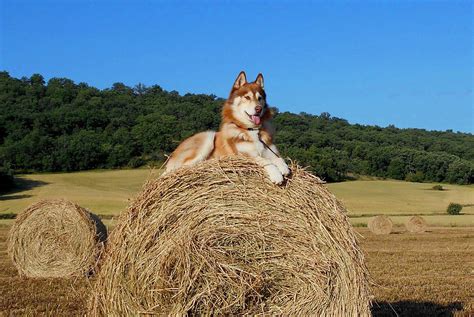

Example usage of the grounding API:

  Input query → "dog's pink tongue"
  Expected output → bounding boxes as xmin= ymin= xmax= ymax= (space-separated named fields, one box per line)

xmin=251 ymin=115 xmax=261 ymax=125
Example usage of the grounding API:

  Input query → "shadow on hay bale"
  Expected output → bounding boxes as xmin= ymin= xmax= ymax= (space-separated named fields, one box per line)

xmin=405 ymin=216 xmax=428 ymax=233
xmin=368 ymin=215 xmax=393 ymax=235
xmin=8 ymin=199 xmax=107 ymax=278
xmin=89 ymin=157 xmax=372 ymax=316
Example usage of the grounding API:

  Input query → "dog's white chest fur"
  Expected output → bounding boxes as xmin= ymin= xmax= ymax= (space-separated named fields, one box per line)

xmin=235 ymin=130 xmax=265 ymax=156
xmin=249 ymin=130 xmax=265 ymax=155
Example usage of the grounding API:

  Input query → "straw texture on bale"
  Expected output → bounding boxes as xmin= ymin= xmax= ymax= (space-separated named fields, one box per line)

xmin=89 ymin=157 xmax=371 ymax=316
xmin=8 ymin=199 xmax=107 ymax=278
xmin=368 ymin=215 xmax=393 ymax=235
xmin=405 ymin=216 xmax=428 ymax=233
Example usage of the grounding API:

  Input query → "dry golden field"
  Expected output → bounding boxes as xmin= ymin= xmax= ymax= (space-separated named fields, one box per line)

xmin=1 ymin=224 xmax=472 ymax=316
xmin=1 ymin=170 xmax=473 ymax=315
xmin=1 ymin=169 xmax=473 ymax=227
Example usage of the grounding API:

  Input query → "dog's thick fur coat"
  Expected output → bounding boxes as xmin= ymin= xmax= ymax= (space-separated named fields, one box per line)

xmin=165 ymin=71 xmax=290 ymax=184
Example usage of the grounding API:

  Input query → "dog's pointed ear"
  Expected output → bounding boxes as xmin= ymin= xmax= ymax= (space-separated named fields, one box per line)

xmin=233 ymin=71 xmax=247 ymax=90
xmin=255 ymin=73 xmax=264 ymax=89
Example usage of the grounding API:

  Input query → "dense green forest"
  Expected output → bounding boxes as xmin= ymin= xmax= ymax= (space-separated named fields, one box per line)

xmin=0 ymin=71 xmax=473 ymax=191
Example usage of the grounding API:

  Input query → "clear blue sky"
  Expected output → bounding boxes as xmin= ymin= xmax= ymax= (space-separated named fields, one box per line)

xmin=1 ymin=0 xmax=472 ymax=132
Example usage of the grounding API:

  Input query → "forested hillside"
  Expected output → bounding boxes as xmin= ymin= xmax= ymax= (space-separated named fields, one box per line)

xmin=1 ymin=71 xmax=473 ymax=186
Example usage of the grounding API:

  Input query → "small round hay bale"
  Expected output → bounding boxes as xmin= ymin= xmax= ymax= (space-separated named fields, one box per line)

xmin=368 ymin=215 xmax=393 ymax=235
xmin=405 ymin=215 xmax=428 ymax=233
xmin=89 ymin=157 xmax=371 ymax=316
xmin=8 ymin=199 xmax=107 ymax=278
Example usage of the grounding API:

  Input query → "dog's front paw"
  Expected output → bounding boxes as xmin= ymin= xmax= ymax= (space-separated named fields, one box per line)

xmin=274 ymin=158 xmax=290 ymax=176
xmin=264 ymin=164 xmax=284 ymax=185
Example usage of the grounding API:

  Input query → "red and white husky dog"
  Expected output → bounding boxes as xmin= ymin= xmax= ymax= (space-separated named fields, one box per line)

xmin=165 ymin=71 xmax=290 ymax=184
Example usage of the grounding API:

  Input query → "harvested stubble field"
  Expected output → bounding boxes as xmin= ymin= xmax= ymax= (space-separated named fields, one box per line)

xmin=0 ymin=224 xmax=472 ymax=316
xmin=0 ymin=169 xmax=473 ymax=315
xmin=1 ymin=170 xmax=473 ymax=227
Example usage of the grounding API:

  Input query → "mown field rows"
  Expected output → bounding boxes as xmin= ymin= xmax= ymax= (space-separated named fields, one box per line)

xmin=1 ymin=169 xmax=472 ymax=315
xmin=1 ymin=169 xmax=472 ymax=226
xmin=1 ymin=225 xmax=472 ymax=316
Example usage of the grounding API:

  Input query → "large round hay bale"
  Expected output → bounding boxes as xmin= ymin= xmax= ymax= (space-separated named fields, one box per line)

xmin=8 ymin=199 xmax=107 ymax=278
xmin=89 ymin=157 xmax=372 ymax=316
xmin=368 ymin=215 xmax=393 ymax=235
xmin=405 ymin=215 xmax=428 ymax=233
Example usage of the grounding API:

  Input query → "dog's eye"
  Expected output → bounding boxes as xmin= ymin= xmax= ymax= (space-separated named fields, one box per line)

xmin=245 ymin=96 xmax=251 ymax=100
xmin=258 ymin=96 xmax=262 ymax=101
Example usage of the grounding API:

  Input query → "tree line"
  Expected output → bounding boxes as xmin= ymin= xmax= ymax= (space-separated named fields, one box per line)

xmin=0 ymin=71 xmax=472 ymax=192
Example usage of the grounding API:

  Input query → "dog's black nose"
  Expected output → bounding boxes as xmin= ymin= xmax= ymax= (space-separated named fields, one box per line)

xmin=255 ymin=105 xmax=262 ymax=114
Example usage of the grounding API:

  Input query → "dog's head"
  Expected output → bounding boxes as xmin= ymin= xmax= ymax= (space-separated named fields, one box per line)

xmin=223 ymin=71 xmax=269 ymax=128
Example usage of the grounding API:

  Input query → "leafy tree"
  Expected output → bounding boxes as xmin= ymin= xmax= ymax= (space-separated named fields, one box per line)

xmin=446 ymin=160 xmax=473 ymax=185
xmin=52 ymin=131 xmax=106 ymax=171
xmin=447 ymin=203 xmax=462 ymax=215
xmin=0 ymin=71 xmax=472 ymax=184
xmin=387 ymin=158 xmax=406 ymax=180
xmin=0 ymin=164 xmax=15 ymax=193
xmin=405 ymin=171 xmax=425 ymax=183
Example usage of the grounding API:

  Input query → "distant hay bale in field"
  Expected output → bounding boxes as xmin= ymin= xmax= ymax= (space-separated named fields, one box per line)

xmin=89 ymin=157 xmax=371 ymax=316
xmin=405 ymin=216 xmax=428 ymax=233
xmin=8 ymin=199 xmax=107 ymax=278
xmin=368 ymin=215 xmax=393 ymax=235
